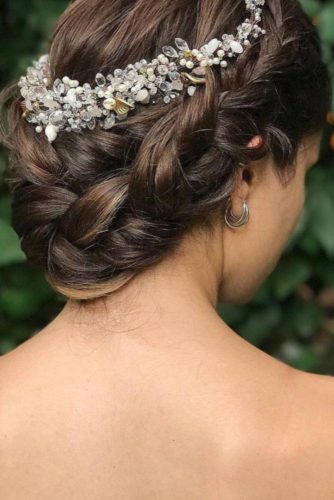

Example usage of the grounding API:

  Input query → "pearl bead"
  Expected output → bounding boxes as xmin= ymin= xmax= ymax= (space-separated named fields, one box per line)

xmin=103 ymin=98 xmax=116 ymax=109
xmin=186 ymin=60 xmax=194 ymax=69
xmin=45 ymin=123 xmax=58 ymax=143
xmin=220 ymin=61 xmax=228 ymax=67
xmin=69 ymin=80 xmax=79 ymax=87
xmin=213 ymin=57 xmax=220 ymax=65
xmin=180 ymin=58 xmax=187 ymax=66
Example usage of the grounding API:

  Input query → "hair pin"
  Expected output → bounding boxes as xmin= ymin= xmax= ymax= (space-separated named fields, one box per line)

xmin=18 ymin=0 xmax=266 ymax=143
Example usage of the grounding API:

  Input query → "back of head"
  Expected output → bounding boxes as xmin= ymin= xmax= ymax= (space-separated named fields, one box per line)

xmin=0 ymin=0 xmax=331 ymax=300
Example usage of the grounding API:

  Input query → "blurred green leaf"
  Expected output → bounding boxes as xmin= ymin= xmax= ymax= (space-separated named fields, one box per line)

xmin=307 ymin=170 xmax=334 ymax=257
xmin=291 ymin=347 xmax=319 ymax=372
xmin=300 ymin=0 xmax=321 ymax=17
xmin=283 ymin=299 xmax=325 ymax=338
xmin=237 ymin=304 xmax=282 ymax=345
xmin=0 ymin=220 xmax=26 ymax=266
xmin=270 ymin=256 xmax=312 ymax=300
xmin=318 ymin=4 xmax=334 ymax=44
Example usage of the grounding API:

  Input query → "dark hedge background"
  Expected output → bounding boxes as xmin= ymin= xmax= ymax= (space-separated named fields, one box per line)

xmin=1 ymin=0 xmax=334 ymax=374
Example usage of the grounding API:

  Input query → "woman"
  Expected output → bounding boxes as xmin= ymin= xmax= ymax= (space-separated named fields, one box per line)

xmin=0 ymin=0 xmax=333 ymax=497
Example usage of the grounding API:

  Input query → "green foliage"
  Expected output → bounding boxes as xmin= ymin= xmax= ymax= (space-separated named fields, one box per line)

xmin=0 ymin=0 xmax=334 ymax=375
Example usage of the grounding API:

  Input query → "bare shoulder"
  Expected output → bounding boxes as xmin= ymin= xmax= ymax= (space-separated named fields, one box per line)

xmin=229 ymin=366 xmax=334 ymax=499
xmin=2 ymin=332 xmax=334 ymax=499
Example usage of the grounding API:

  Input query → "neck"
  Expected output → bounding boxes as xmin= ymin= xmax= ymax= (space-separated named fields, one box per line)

xmin=48 ymin=223 xmax=230 ymax=344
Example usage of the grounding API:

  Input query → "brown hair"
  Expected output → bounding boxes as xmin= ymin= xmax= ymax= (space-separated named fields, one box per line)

xmin=0 ymin=0 xmax=331 ymax=301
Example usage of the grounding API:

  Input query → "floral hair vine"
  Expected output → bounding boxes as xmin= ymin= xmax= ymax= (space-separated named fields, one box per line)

xmin=18 ymin=0 xmax=266 ymax=143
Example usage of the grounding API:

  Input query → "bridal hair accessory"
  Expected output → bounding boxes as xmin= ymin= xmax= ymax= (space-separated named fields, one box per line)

xmin=18 ymin=0 xmax=265 ymax=143
xmin=224 ymin=198 xmax=250 ymax=228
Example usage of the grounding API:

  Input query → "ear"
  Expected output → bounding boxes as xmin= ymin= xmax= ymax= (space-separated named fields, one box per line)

xmin=248 ymin=135 xmax=263 ymax=149
xmin=230 ymin=135 xmax=264 ymax=206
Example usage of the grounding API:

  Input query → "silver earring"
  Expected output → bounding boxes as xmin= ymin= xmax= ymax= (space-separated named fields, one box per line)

xmin=224 ymin=196 xmax=250 ymax=228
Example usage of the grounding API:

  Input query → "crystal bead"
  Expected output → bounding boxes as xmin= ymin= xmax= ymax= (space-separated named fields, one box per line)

xmin=162 ymin=46 xmax=178 ymax=58
xmin=168 ymin=71 xmax=180 ymax=80
xmin=157 ymin=65 xmax=169 ymax=76
xmin=230 ymin=41 xmax=244 ymax=53
xmin=104 ymin=114 xmax=116 ymax=129
xmin=20 ymin=87 xmax=28 ymax=98
xmin=64 ymin=89 xmax=77 ymax=105
xmin=25 ymin=113 xmax=37 ymax=124
xmin=88 ymin=105 xmax=103 ymax=118
xmin=87 ymin=119 xmax=96 ymax=130
xmin=201 ymin=38 xmax=220 ymax=56
xmin=95 ymin=73 xmax=106 ymax=86
xmin=163 ymin=95 xmax=171 ymax=103
xmin=159 ymin=81 xmax=173 ymax=93
xmin=187 ymin=85 xmax=196 ymax=96
xmin=192 ymin=66 xmax=206 ymax=76
xmin=171 ymin=79 xmax=183 ymax=91
xmin=43 ymin=97 xmax=59 ymax=109
xmin=26 ymin=68 xmax=39 ymax=85
xmin=149 ymin=87 xmax=158 ymax=95
xmin=175 ymin=38 xmax=189 ymax=51
xmin=24 ymin=99 xmax=33 ymax=111
xmin=49 ymin=110 xmax=66 ymax=127
xmin=80 ymin=110 xmax=93 ymax=121
xmin=27 ymin=85 xmax=46 ymax=101
xmin=53 ymin=78 xmax=65 ymax=94
xmin=155 ymin=76 xmax=164 ymax=85
xmin=134 ymin=88 xmax=150 ymax=104
xmin=126 ymin=70 xmax=137 ymax=81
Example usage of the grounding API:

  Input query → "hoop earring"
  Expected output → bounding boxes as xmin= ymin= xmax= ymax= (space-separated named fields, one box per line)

xmin=224 ymin=197 xmax=250 ymax=228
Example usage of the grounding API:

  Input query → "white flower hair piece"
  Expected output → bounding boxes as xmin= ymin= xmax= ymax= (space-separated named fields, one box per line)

xmin=18 ymin=0 xmax=266 ymax=143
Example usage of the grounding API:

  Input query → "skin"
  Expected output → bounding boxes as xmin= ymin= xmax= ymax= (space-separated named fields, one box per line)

xmin=1 ymin=132 xmax=334 ymax=499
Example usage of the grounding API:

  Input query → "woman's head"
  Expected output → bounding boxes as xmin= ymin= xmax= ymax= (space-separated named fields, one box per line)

xmin=0 ymin=0 xmax=331 ymax=303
